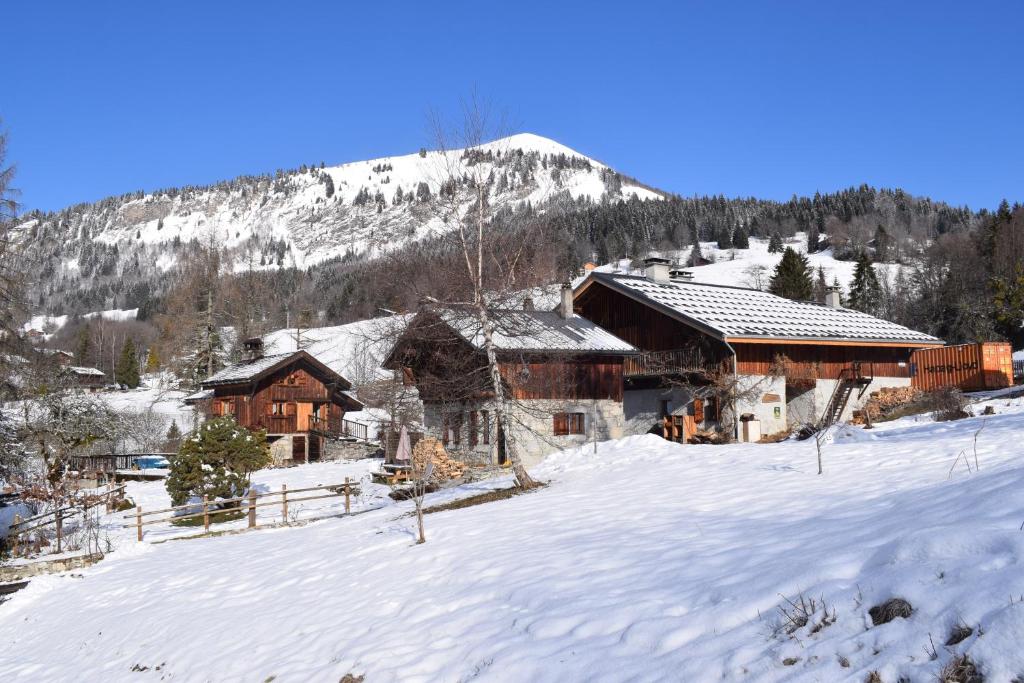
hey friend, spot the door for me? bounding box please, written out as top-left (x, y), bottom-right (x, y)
top-left (308, 435), bottom-right (322, 462)
top-left (296, 402), bottom-right (313, 431)
top-left (292, 436), bottom-right (306, 463)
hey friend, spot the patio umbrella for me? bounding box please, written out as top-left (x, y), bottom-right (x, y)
top-left (395, 425), bottom-right (412, 464)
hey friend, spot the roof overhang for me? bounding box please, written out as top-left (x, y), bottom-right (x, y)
top-left (725, 337), bottom-right (945, 348)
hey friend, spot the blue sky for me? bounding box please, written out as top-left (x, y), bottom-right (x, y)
top-left (3, 1), bottom-right (1022, 213)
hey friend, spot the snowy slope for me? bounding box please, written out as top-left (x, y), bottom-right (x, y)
top-left (23, 307), bottom-right (139, 336)
top-left (594, 233), bottom-right (901, 295)
top-left (4, 393), bottom-right (1024, 680)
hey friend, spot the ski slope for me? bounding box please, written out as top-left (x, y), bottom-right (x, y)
top-left (3, 393), bottom-right (1024, 681)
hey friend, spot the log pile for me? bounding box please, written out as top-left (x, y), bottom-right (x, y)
top-left (412, 438), bottom-right (465, 481)
top-left (851, 386), bottom-right (922, 424)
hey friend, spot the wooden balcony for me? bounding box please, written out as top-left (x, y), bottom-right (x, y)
top-left (624, 348), bottom-right (719, 378)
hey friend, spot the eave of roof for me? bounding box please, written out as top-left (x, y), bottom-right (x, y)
top-left (202, 350), bottom-right (353, 390)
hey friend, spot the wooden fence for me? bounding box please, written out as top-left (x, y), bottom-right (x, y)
top-left (1014, 359), bottom-right (1024, 381)
top-left (122, 479), bottom-right (358, 541)
top-left (6, 484), bottom-right (127, 555)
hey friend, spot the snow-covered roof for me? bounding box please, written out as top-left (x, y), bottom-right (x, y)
top-left (66, 366), bottom-right (105, 377)
top-left (184, 389), bottom-right (214, 403)
top-left (203, 352), bottom-right (296, 386)
top-left (584, 273), bottom-right (942, 345)
top-left (441, 309), bottom-right (636, 354)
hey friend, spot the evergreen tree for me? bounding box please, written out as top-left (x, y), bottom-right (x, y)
top-left (115, 338), bottom-right (141, 388)
top-left (768, 247), bottom-right (813, 300)
top-left (75, 326), bottom-right (92, 367)
top-left (993, 262), bottom-right (1024, 348)
top-left (813, 265), bottom-right (828, 303)
top-left (715, 226), bottom-right (733, 250)
top-left (733, 226), bottom-right (750, 249)
top-left (165, 417), bottom-right (271, 507)
top-left (145, 346), bottom-right (160, 374)
top-left (164, 420), bottom-right (183, 452)
top-left (767, 231), bottom-right (785, 254)
top-left (688, 227), bottom-right (704, 266)
top-left (873, 225), bottom-right (891, 262)
top-left (848, 252), bottom-right (883, 315)
top-left (807, 217), bottom-right (822, 253)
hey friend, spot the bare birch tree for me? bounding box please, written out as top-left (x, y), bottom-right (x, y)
top-left (422, 95), bottom-right (541, 488)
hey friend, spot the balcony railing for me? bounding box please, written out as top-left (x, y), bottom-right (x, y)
top-left (624, 348), bottom-right (719, 378)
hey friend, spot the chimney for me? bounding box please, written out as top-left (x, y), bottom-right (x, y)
top-left (643, 256), bottom-right (671, 284)
top-left (244, 337), bottom-right (265, 361)
top-left (522, 295), bottom-right (535, 311)
top-left (669, 267), bottom-right (694, 281)
top-left (559, 283), bottom-right (574, 319)
top-left (824, 286), bottom-right (842, 308)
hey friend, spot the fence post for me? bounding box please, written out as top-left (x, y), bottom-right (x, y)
top-left (136, 505), bottom-right (143, 542)
top-left (203, 495), bottom-right (210, 533)
top-left (281, 484), bottom-right (288, 522)
top-left (11, 514), bottom-right (20, 556)
top-left (248, 489), bottom-right (257, 528)
top-left (55, 510), bottom-right (63, 554)
top-left (344, 477), bottom-right (350, 514)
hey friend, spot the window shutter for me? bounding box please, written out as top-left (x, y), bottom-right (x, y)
top-left (553, 413), bottom-right (568, 436)
top-left (694, 399), bottom-right (705, 423)
top-left (285, 402), bottom-right (297, 417)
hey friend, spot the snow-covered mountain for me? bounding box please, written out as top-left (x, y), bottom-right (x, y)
top-left (15, 133), bottom-right (663, 314)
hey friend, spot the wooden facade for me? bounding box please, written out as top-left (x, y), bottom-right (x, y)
top-left (200, 352), bottom-right (362, 464)
top-left (731, 342), bottom-right (915, 380)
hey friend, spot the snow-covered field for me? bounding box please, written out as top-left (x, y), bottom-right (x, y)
top-left (3, 392), bottom-right (1024, 681)
top-left (593, 232), bottom-right (896, 296)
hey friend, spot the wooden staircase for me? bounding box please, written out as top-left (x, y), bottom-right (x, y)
top-left (817, 362), bottom-right (873, 430)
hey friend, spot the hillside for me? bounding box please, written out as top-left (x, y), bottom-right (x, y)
top-left (13, 134), bottom-right (661, 315)
top-left (3, 395), bottom-right (1024, 680)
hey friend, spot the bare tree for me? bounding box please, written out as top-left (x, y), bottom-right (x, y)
top-left (421, 95), bottom-right (544, 488)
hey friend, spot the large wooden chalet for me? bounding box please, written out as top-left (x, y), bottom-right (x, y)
top-left (191, 341), bottom-right (363, 465)
top-left (386, 287), bottom-right (636, 466)
top-left (574, 257), bottom-right (944, 442)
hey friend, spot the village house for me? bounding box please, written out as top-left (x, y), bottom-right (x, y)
top-left (60, 365), bottom-right (106, 391)
top-left (573, 257), bottom-right (944, 442)
top-left (188, 340), bottom-right (364, 465)
top-left (385, 287), bottom-right (636, 466)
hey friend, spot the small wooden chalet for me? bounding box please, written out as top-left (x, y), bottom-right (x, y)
top-left (574, 258), bottom-right (944, 442)
top-left (61, 365), bottom-right (106, 391)
top-left (192, 341), bottom-right (363, 465)
top-left (385, 287), bottom-right (636, 466)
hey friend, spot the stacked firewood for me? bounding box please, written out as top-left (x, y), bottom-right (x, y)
top-left (412, 438), bottom-right (465, 481)
top-left (852, 386), bottom-right (922, 424)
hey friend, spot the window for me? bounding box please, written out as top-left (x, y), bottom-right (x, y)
top-left (469, 411), bottom-right (478, 447)
top-left (271, 401), bottom-right (287, 416)
top-left (219, 399), bottom-right (235, 416)
top-left (693, 399), bottom-right (704, 423)
top-left (659, 399), bottom-right (671, 418)
top-left (481, 410), bottom-right (490, 445)
top-left (553, 412), bottom-right (585, 436)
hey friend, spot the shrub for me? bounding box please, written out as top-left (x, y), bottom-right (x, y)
top-left (165, 417), bottom-right (271, 507)
top-left (868, 597), bottom-right (913, 626)
top-left (926, 387), bottom-right (970, 422)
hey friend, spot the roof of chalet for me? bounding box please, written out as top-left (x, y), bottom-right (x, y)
top-left (581, 273), bottom-right (943, 346)
top-left (201, 350), bottom-right (356, 394)
top-left (438, 308), bottom-right (636, 355)
top-left (65, 366), bottom-right (105, 377)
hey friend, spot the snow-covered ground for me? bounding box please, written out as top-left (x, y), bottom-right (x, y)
top-left (3, 392), bottom-right (1024, 681)
top-left (593, 232), bottom-right (897, 295)
top-left (23, 307), bottom-right (139, 337)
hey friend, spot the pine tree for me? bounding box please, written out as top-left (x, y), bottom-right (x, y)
top-left (769, 247), bottom-right (813, 300)
top-left (808, 217), bottom-right (822, 253)
top-left (145, 346), bottom-right (160, 374)
top-left (768, 231), bottom-right (784, 254)
top-left (813, 265), bottom-right (828, 303)
top-left (848, 252), bottom-right (882, 315)
top-left (873, 225), bottom-right (891, 262)
top-left (75, 326), bottom-right (92, 367)
top-left (733, 226), bottom-right (750, 249)
top-left (165, 420), bottom-right (183, 452)
top-left (115, 338), bottom-right (141, 388)
top-left (165, 417), bottom-right (271, 507)
top-left (688, 227), bottom-right (704, 266)
top-left (993, 262), bottom-right (1024, 348)
top-left (716, 226), bottom-right (733, 250)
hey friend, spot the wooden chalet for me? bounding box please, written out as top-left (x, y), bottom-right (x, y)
top-left (385, 287), bottom-right (636, 466)
top-left (574, 257), bottom-right (944, 442)
top-left (60, 365), bottom-right (106, 391)
top-left (191, 340), bottom-right (363, 465)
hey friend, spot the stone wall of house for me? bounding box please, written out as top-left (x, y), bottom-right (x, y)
top-left (323, 439), bottom-right (379, 461)
top-left (268, 437), bottom-right (293, 466)
top-left (814, 375), bottom-right (912, 424)
top-left (622, 387), bottom-right (696, 436)
top-left (423, 398), bottom-right (627, 468)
